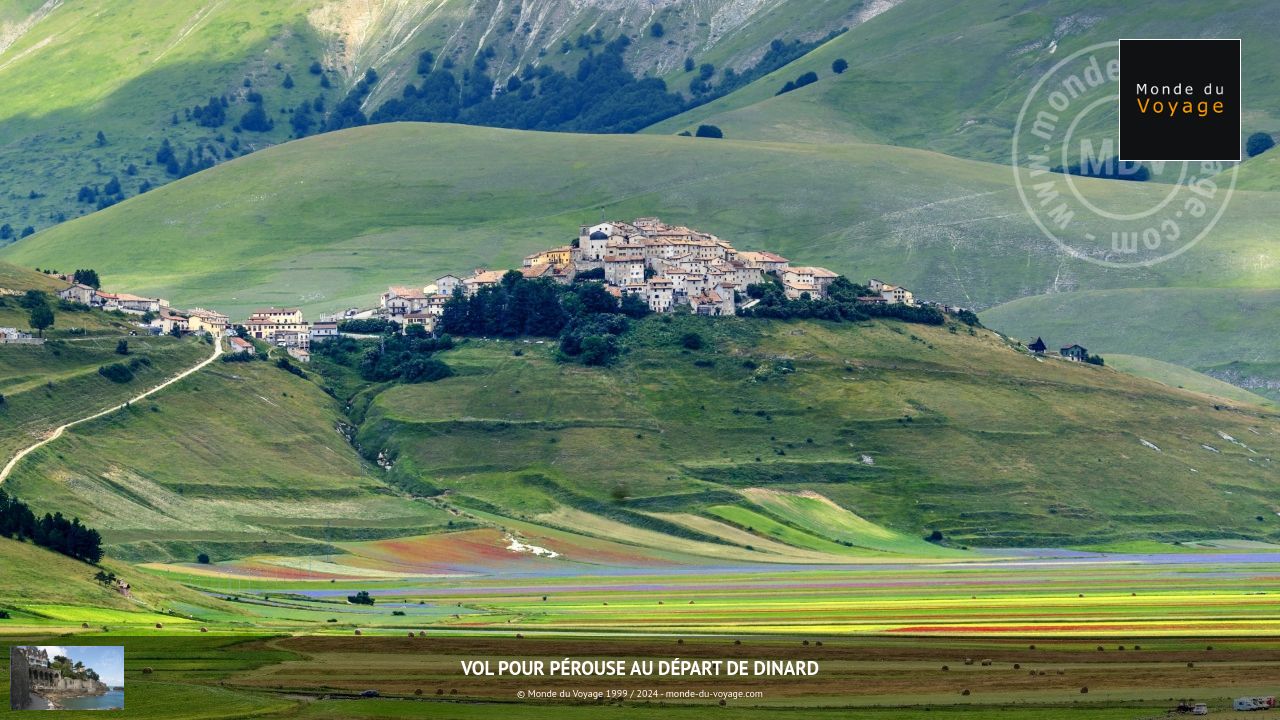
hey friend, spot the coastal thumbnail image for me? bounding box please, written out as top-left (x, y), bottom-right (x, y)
top-left (9, 646), bottom-right (123, 710)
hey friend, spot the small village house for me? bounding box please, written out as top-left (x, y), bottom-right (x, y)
top-left (1060, 343), bottom-right (1088, 362)
top-left (227, 336), bottom-right (255, 355)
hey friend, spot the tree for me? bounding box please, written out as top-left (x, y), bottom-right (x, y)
top-left (29, 304), bottom-right (53, 336)
top-left (73, 268), bottom-right (101, 289)
top-left (684, 56), bottom-right (694, 72)
top-left (348, 590), bottom-right (375, 605)
top-left (115, 339), bottom-right (129, 355)
top-left (695, 124), bottom-right (723, 138)
top-left (650, 22), bottom-right (664, 38)
top-left (832, 58), bottom-right (848, 74)
top-left (680, 332), bottom-right (704, 350)
top-left (309, 60), bottom-right (323, 75)
top-left (282, 73), bottom-right (294, 89)
top-left (197, 552), bottom-right (210, 564)
top-left (0, 224), bottom-right (11, 240)
top-left (1246, 131), bottom-right (1275, 158)
top-left (96, 130), bottom-right (107, 147)
top-left (20, 226), bottom-right (34, 238)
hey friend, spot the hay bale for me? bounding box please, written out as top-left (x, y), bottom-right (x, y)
top-left (1134, 644), bottom-right (1141, 650)
top-left (1028, 670), bottom-right (1036, 676)
top-left (407, 632), bottom-right (415, 637)
top-left (436, 689), bottom-right (444, 695)
top-left (142, 667), bottom-right (154, 675)
top-left (418, 631), bottom-right (426, 637)
top-left (414, 689), bottom-right (422, 696)
top-left (515, 633), bottom-right (524, 639)
top-left (677, 638), bottom-right (683, 645)
top-left (1028, 644), bottom-right (1036, 650)
top-left (200, 627), bottom-right (208, 633)
top-left (961, 689), bottom-right (970, 696)
top-left (1205, 645), bottom-right (1213, 651)
top-left (802, 640), bottom-right (810, 646)
top-left (815, 641), bottom-right (823, 647)
top-left (1013, 663), bottom-right (1020, 670)
top-left (980, 659), bottom-right (992, 666)
top-left (1080, 686), bottom-right (1088, 694)
top-left (963, 658), bottom-right (974, 665)
top-left (81, 622), bottom-right (89, 628)
top-left (734, 640), bottom-right (741, 645)
top-left (450, 689), bottom-right (457, 695)
top-left (155, 622), bottom-right (164, 629)
top-left (1117, 645), bottom-right (1125, 651)
top-left (1187, 662), bottom-right (1195, 668)
top-left (941, 665), bottom-right (949, 671)
top-left (354, 629), bottom-right (362, 635)
top-left (1096, 646), bottom-right (1104, 651)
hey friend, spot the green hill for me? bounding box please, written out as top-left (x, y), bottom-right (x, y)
top-left (10, 313), bottom-right (1279, 555)
top-left (648, 0), bottom-right (1280, 160)
top-left (0, 261), bottom-right (210, 460)
top-left (352, 315), bottom-right (1280, 547)
top-left (981, 288), bottom-right (1280, 387)
top-left (1105, 354), bottom-right (1274, 408)
top-left (3, 357), bottom-right (449, 563)
top-left (0, 0), bottom-right (861, 237)
top-left (4, 123), bottom-right (1280, 322)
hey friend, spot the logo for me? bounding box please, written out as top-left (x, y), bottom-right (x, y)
top-left (1012, 41), bottom-right (1237, 268)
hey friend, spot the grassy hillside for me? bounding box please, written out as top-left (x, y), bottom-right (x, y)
top-left (981, 288), bottom-right (1280, 384)
top-left (3, 357), bottom-right (447, 562)
top-left (0, 261), bottom-right (210, 459)
top-left (1106, 354), bottom-right (1274, 408)
top-left (648, 0), bottom-right (1280, 160)
top-left (0, 535), bottom-right (237, 624)
top-left (354, 315), bottom-right (1280, 547)
top-left (5, 123), bottom-right (1280, 321)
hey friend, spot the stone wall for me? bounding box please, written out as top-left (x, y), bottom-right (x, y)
top-left (9, 647), bottom-right (34, 711)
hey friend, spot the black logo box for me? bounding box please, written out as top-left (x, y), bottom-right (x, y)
top-left (1119, 39), bottom-right (1241, 162)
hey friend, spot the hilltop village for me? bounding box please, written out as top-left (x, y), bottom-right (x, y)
top-left (26, 219), bottom-right (1082, 366)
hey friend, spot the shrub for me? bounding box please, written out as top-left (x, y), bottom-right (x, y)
top-left (196, 553), bottom-right (210, 564)
top-left (832, 58), bottom-right (848, 74)
top-left (1246, 131), bottom-right (1275, 157)
top-left (694, 124), bottom-right (723, 138)
top-left (680, 332), bottom-right (704, 350)
top-left (115, 339), bottom-right (129, 355)
top-left (98, 363), bottom-right (134, 383)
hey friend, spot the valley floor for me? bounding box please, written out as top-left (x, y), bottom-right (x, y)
top-left (3, 540), bottom-right (1280, 718)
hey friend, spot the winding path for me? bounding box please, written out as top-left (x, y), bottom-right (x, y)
top-left (0, 337), bottom-right (222, 484)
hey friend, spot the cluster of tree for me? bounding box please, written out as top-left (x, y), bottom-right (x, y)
top-left (0, 223), bottom-right (35, 241)
top-left (19, 289), bottom-right (54, 336)
top-left (337, 318), bottom-right (394, 334)
top-left (238, 91), bottom-right (274, 132)
top-left (348, 590), bottom-right (375, 605)
top-left (1247, 131), bottom-right (1275, 158)
top-left (72, 268), bottom-right (101, 289)
top-left (438, 271), bottom-right (642, 365)
top-left (0, 490), bottom-right (104, 564)
top-left (694, 31), bottom-right (845, 102)
top-left (312, 329), bottom-right (455, 384)
top-left (192, 95), bottom-right (229, 128)
top-left (155, 138), bottom-right (221, 179)
top-left (741, 276), bottom-right (946, 326)
top-left (93, 569), bottom-right (119, 585)
top-left (49, 655), bottom-right (100, 682)
top-left (370, 38), bottom-right (686, 133)
top-left (776, 70), bottom-right (818, 95)
top-left (1084, 353), bottom-right (1105, 366)
top-left (98, 356), bottom-right (150, 383)
top-left (1050, 157), bottom-right (1149, 181)
top-left (323, 69), bottom-right (379, 132)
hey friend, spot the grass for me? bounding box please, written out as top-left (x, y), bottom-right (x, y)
top-left (981, 288), bottom-right (1280, 379)
top-left (3, 357), bottom-right (445, 562)
top-left (1104, 354), bottom-right (1273, 407)
top-left (356, 315), bottom-right (1280, 546)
